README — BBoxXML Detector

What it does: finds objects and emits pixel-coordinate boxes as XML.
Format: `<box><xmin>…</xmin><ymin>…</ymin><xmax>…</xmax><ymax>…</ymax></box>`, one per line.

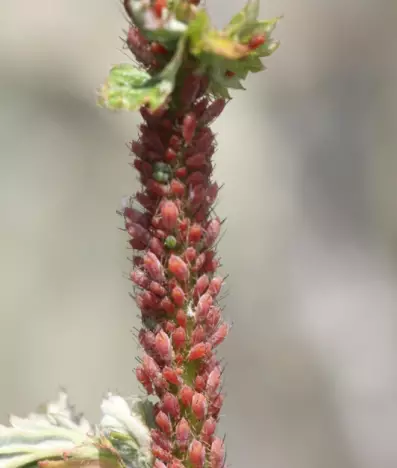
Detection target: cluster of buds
<box><xmin>125</xmin><ymin>68</ymin><xmax>229</xmax><ymax>467</ymax></box>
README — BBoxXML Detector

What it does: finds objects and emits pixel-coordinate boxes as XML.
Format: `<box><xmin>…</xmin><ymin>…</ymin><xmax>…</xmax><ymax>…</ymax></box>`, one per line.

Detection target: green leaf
<box><xmin>98</xmin><ymin>37</ymin><xmax>186</xmax><ymax>112</ymax></box>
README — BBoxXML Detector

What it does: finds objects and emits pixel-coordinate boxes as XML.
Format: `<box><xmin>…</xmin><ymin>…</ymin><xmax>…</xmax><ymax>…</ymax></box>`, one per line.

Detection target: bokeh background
<box><xmin>1</xmin><ymin>1</ymin><xmax>397</xmax><ymax>467</ymax></box>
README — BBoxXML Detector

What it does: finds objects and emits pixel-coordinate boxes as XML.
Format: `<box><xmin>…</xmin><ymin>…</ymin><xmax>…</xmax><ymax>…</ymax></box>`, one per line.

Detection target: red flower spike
<box><xmin>184</xmin><ymin>246</ymin><xmax>197</xmax><ymax>263</ymax></box>
<box><xmin>210</xmin><ymin>322</ymin><xmax>230</xmax><ymax>347</ymax></box>
<box><xmin>248</xmin><ymin>33</ymin><xmax>266</xmax><ymax>50</ymax></box>
<box><xmin>155</xmin><ymin>411</ymin><xmax>172</xmax><ymax>435</ymax></box>
<box><xmin>189</xmin><ymin>440</ymin><xmax>205</xmax><ymax>468</ymax></box>
<box><xmin>144</xmin><ymin>251</ymin><xmax>165</xmax><ymax>282</ymax></box>
<box><xmin>168</xmin><ymin>254</ymin><xmax>189</xmax><ymax>281</ymax></box>
<box><xmin>192</xmin><ymin>392</ymin><xmax>207</xmax><ymax>420</ymax></box>
<box><xmin>155</xmin><ymin>330</ymin><xmax>172</xmax><ymax>362</ymax></box>
<box><xmin>163</xmin><ymin>366</ymin><xmax>181</xmax><ymax>385</ymax></box>
<box><xmin>206</xmin><ymin>367</ymin><xmax>221</xmax><ymax>396</ymax></box>
<box><xmin>210</xmin><ymin>437</ymin><xmax>225</xmax><ymax>468</ymax></box>
<box><xmin>179</xmin><ymin>385</ymin><xmax>194</xmax><ymax>406</ymax></box>
<box><xmin>152</xmin><ymin>444</ymin><xmax>172</xmax><ymax>463</ymax></box>
<box><xmin>161</xmin><ymin>200</ymin><xmax>179</xmax><ymax>230</ymax></box>
<box><xmin>176</xmin><ymin>309</ymin><xmax>187</xmax><ymax>328</ymax></box>
<box><xmin>176</xmin><ymin>417</ymin><xmax>191</xmax><ymax>450</ymax></box>
<box><xmin>171</xmin><ymin>286</ymin><xmax>185</xmax><ymax>306</ymax></box>
<box><xmin>208</xmin><ymin>276</ymin><xmax>223</xmax><ymax>297</ymax></box>
<box><xmin>182</xmin><ymin>113</ymin><xmax>197</xmax><ymax>145</ymax></box>
<box><xmin>189</xmin><ymin>224</ymin><xmax>202</xmax><ymax>243</ymax></box>
<box><xmin>170</xmin><ymin>179</ymin><xmax>186</xmax><ymax>197</ymax></box>
<box><xmin>188</xmin><ymin>342</ymin><xmax>211</xmax><ymax>361</ymax></box>
<box><xmin>201</xmin><ymin>418</ymin><xmax>216</xmax><ymax>443</ymax></box>
<box><xmin>162</xmin><ymin>392</ymin><xmax>180</xmax><ymax>419</ymax></box>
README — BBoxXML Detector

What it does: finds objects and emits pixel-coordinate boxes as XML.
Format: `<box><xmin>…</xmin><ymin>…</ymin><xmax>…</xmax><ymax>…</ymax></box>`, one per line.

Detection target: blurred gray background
<box><xmin>1</xmin><ymin>1</ymin><xmax>397</xmax><ymax>467</ymax></box>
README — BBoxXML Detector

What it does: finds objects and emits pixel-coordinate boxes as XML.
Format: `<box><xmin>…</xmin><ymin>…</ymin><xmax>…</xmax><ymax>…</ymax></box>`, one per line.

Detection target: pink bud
<box><xmin>147</xmin><ymin>179</ymin><xmax>169</xmax><ymax>197</ymax></box>
<box><xmin>188</xmin><ymin>342</ymin><xmax>211</xmax><ymax>361</ymax></box>
<box><xmin>191</xmin><ymin>325</ymin><xmax>206</xmax><ymax>345</ymax></box>
<box><xmin>188</xmin><ymin>224</ymin><xmax>202</xmax><ymax>244</ymax></box>
<box><xmin>176</xmin><ymin>309</ymin><xmax>187</xmax><ymax>328</ymax></box>
<box><xmin>149</xmin><ymin>281</ymin><xmax>167</xmax><ymax>297</ymax></box>
<box><xmin>208</xmin><ymin>277</ymin><xmax>223</xmax><ymax>297</ymax></box>
<box><xmin>206</xmin><ymin>307</ymin><xmax>221</xmax><ymax>330</ymax></box>
<box><xmin>192</xmin><ymin>392</ymin><xmax>207</xmax><ymax>420</ymax></box>
<box><xmin>201</xmin><ymin>417</ymin><xmax>216</xmax><ymax>444</ymax></box>
<box><xmin>161</xmin><ymin>200</ymin><xmax>179</xmax><ymax>230</ymax></box>
<box><xmin>186</xmin><ymin>153</ymin><xmax>207</xmax><ymax>169</ymax></box>
<box><xmin>168</xmin><ymin>254</ymin><xmax>189</xmax><ymax>281</ymax></box>
<box><xmin>155</xmin><ymin>330</ymin><xmax>172</xmax><ymax>362</ymax></box>
<box><xmin>187</xmin><ymin>171</ymin><xmax>206</xmax><ymax>187</ymax></box>
<box><xmin>163</xmin><ymin>366</ymin><xmax>181</xmax><ymax>386</ymax></box>
<box><xmin>176</xmin><ymin>418</ymin><xmax>191</xmax><ymax>450</ymax></box>
<box><xmin>142</xmin><ymin>354</ymin><xmax>160</xmax><ymax>380</ymax></box>
<box><xmin>136</xmin><ymin>366</ymin><xmax>153</xmax><ymax>394</ymax></box>
<box><xmin>172</xmin><ymin>327</ymin><xmax>186</xmax><ymax>349</ymax></box>
<box><xmin>149</xmin><ymin>236</ymin><xmax>165</xmax><ymax>258</ymax></box>
<box><xmin>151</xmin><ymin>429</ymin><xmax>172</xmax><ymax>452</ymax></box>
<box><xmin>159</xmin><ymin>297</ymin><xmax>175</xmax><ymax>315</ymax></box>
<box><xmin>171</xmin><ymin>286</ymin><xmax>185</xmax><ymax>307</ymax></box>
<box><xmin>207</xmin><ymin>367</ymin><xmax>221</xmax><ymax>396</ymax></box>
<box><xmin>138</xmin><ymin>329</ymin><xmax>156</xmax><ymax>353</ymax></box>
<box><xmin>130</xmin><ymin>270</ymin><xmax>150</xmax><ymax>289</ymax></box>
<box><xmin>144</xmin><ymin>251</ymin><xmax>165</xmax><ymax>282</ymax></box>
<box><xmin>209</xmin><ymin>393</ymin><xmax>224</xmax><ymax>419</ymax></box>
<box><xmin>153</xmin><ymin>459</ymin><xmax>167</xmax><ymax>468</ymax></box>
<box><xmin>201</xmin><ymin>98</ymin><xmax>226</xmax><ymax>125</ymax></box>
<box><xmin>184</xmin><ymin>246</ymin><xmax>197</xmax><ymax>263</ymax></box>
<box><xmin>210</xmin><ymin>437</ymin><xmax>225</xmax><ymax>468</ymax></box>
<box><xmin>189</xmin><ymin>440</ymin><xmax>205</xmax><ymax>467</ymax></box>
<box><xmin>170</xmin><ymin>178</ymin><xmax>186</xmax><ymax>197</ymax></box>
<box><xmin>179</xmin><ymin>385</ymin><xmax>194</xmax><ymax>406</ymax></box>
<box><xmin>182</xmin><ymin>113</ymin><xmax>197</xmax><ymax>144</ymax></box>
<box><xmin>155</xmin><ymin>411</ymin><xmax>172</xmax><ymax>435</ymax></box>
<box><xmin>194</xmin><ymin>253</ymin><xmax>206</xmax><ymax>272</ymax></box>
<box><xmin>194</xmin><ymin>375</ymin><xmax>206</xmax><ymax>392</ymax></box>
<box><xmin>162</xmin><ymin>392</ymin><xmax>180</xmax><ymax>419</ymax></box>
<box><xmin>210</xmin><ymin>323</ymin><xmax>230</xmax><ymax>348</ymax></box>
<box><xmin>205</xmin><ymin>218</ymin><xmax>221</xmax><ymax>246</ymax></box>
<box><xmin>152</xmin><ymin>445</ymin><xmax>172</xmax><ymax>463</ymax></box>
<box><xmin>196</xmin><ymin>293</ymin><xmax>213</xmax><ymax>322</ymax></box>
<box><xmin>194</xmin><ymin>274</ymin><xmax>209</xmax><ymax>297</ymax></box>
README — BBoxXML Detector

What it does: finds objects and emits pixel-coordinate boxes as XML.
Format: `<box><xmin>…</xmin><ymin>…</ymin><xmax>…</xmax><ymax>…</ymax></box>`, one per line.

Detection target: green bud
<box><xmin>153</xmin><ymin>171</ymin><xmax>170</xmax><ymax>183</ymax></box>
<box><xmin>164</xmin><ymin>236</ymin><xmax>177</xmax><ymax>249</ymax></box>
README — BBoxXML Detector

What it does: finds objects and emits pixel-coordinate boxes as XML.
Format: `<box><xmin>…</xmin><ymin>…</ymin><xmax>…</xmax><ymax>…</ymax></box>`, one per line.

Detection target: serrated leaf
<box><xmin>99</xmin><ymin>37</ymin><xmax>186</xmax><ymax>112</ymax></box>
<box><xmin>226</xmin><ymin>0</ymin><xmax>260</xmax><ymax>38</ymax></box>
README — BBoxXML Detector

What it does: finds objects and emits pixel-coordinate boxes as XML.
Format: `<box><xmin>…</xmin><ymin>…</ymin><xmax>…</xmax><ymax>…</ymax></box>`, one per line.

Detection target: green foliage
<box><xmin>99</xmin><ymin>0</ymin><xmax>281</xmax><ymax>108</ymax></box>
